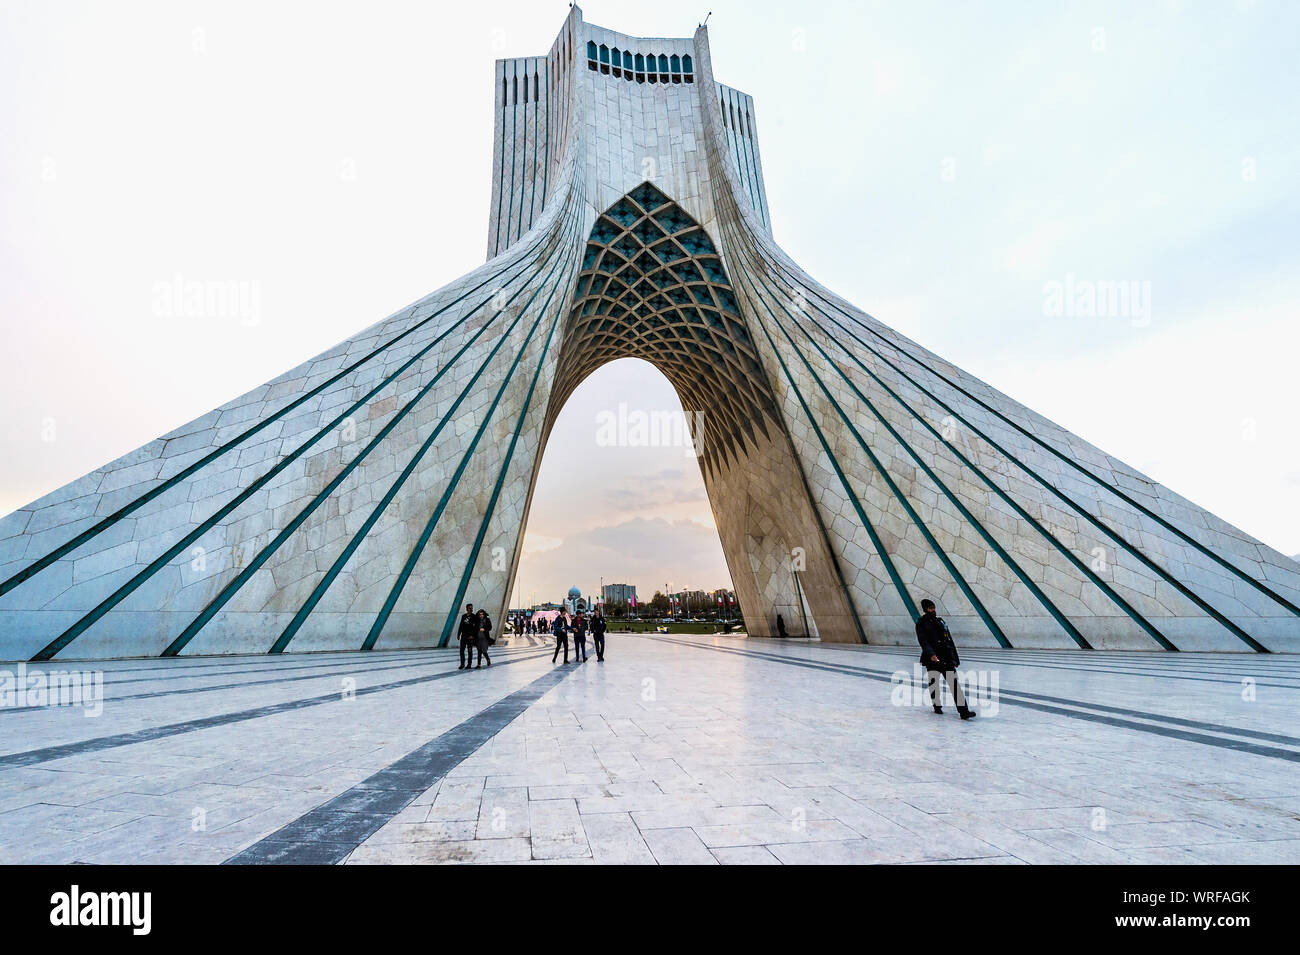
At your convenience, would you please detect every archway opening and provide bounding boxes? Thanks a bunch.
[506,183,856,641]
[514,357,734,629]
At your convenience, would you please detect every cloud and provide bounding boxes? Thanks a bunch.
[603,468,708,511]
[520,534,564,557]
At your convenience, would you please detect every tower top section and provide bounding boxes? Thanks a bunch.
[485,5,772,259]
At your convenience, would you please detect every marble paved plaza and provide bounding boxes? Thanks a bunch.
[1,634,1298,864]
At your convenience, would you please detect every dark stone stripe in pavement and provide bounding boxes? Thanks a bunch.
[11,651,443,692]
[224,661,577,864]
[0,645,540,714]
[0,650,552,768]
[647,637,1300,762]
[897,648,1300,690]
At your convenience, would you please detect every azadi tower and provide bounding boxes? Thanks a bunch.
[2,8,1297,660]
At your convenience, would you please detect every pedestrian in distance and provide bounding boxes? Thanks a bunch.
[573,611,588,663]
[551,611,569,664]
[475,608,493,668]
[457,603,477,670]
[591,608,607,661]
[915,598,975,719]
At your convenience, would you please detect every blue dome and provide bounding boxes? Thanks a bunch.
[567,586,582,597]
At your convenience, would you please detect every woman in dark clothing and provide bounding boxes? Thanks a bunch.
[475,609,493,668]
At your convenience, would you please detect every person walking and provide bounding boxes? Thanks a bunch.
[915,598,975,719]
[573,611,589,663]
[474,608,493,668]
[591,608,607,662]
[551,612,569,664]
[457,603,477,670]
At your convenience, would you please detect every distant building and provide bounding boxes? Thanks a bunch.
[678,589,708,614]
[602,583,638,608]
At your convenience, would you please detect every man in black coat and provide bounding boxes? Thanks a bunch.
[590,609,608,661]
[551,613,569,664]
[458,603,478,670]
[573,612,589,663]
[915,599,976,719]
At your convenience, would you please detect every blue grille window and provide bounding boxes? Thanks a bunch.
[582,46,700,86]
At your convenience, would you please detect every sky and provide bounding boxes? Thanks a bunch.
[2,0,1297,607]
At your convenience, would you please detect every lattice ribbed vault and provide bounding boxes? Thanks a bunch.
[551,182,778,475]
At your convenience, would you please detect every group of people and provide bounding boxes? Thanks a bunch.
[549,608,607,664]
[456,604,494,670]
[510,615,549,635]
[460,596,966,720]
[455,604,611,670]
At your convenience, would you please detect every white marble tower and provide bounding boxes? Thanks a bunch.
[2,7,1297,660]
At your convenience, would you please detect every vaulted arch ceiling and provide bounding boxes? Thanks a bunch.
[552,182,779,474]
